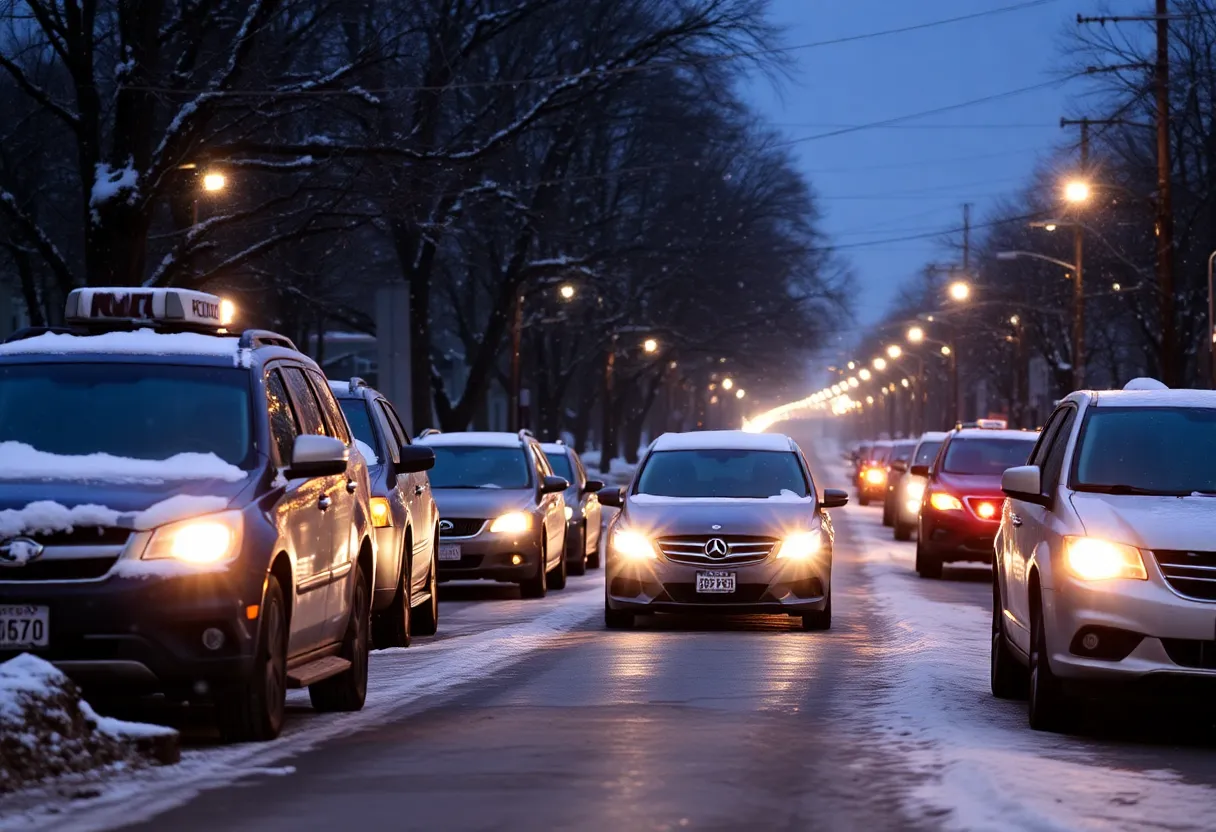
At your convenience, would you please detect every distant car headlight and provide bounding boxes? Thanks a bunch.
[864,468,886,485]
[1064,536,1147,581]
[904,480,926,501]
[489,511,532,534]
[928,492,963,512]
[142,511,243,564]
[611,529,657,561]
[904,499,922,515]
[564,506,574,521]
[370,497,393,528]
[776,530,821,561]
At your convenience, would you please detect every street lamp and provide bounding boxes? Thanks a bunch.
[997,243,1084,390]
[559,284,576,300]
[847,377,859,389]
[907,326,925,344]
[886,344,902,360]
[948,281,971,302]
[721,377,734,391]
[735,389,746,400]
[202,171,227,192]
[858,368,872,381]
[941,345,952,356]
[873,357,888,372]
[643,338,659,354]
[1063,179,1090,203]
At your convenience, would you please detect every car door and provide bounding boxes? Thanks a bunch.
[376,397,431,596]
[264,367,331,654]
[531,444,564,569]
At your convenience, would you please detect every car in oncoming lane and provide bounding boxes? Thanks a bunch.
[598,430,848,630]
[994,379,1216,731]
[330,378,439,647]
[891,431,947,541]
[856,440,893,506]
[541,442,605,575]
[915,425,1038,579]
[418,430,569,598]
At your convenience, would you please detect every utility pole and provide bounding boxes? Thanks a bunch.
[1058,118,1090,390]
[508,293,523,432]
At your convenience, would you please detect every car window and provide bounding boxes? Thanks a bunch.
[940,437,1036,475]
[1039,408,1076,495]
[1072,406,1216,495]
[373,401,401,465]
[280,367,327,436]
[545,451,574,481]
[338,398,382,463]
[265,369,298,466]
[381,400,410,446]
[913,440,943,467]
[307,370,351,444]
[871,446,891,464]
[635,449,810,499]
[891,442,916,463]
[428,446,532,489]
[1029,408,1064,468]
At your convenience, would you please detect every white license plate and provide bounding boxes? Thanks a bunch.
[695,571,736,594]
[0,605,49,647]
[438,544,463,562]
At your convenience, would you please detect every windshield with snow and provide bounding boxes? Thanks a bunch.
[0,363,253,466]
[941,438,1035,476]
[1074,407,1216,495]
[429,446,532,489]
[636,449,809,499]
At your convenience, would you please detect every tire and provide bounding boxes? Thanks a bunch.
[520,543,548,599]
[801,592,832,631]
[214,576,287,742]
[1028,594,1074,732]
[882,499,894,527]
[893,520,912,542]
[858,493,870,507]
[371,549,412,649]
[309,562,371,713]
[411,540,440,637]
[991,578,1028,700]
[605,600,634,630]
[915,537,942,579]
[548,537,568,590]
[567,522,587,577]
[587,525,602,570]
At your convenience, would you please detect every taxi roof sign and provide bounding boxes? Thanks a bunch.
[65,288,234,329]
[975,418,1008,429]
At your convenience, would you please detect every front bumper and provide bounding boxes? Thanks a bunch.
[437,527,543,582]
[1045,573,1216,687]
[606,556,830,616]
[920,510,997,563]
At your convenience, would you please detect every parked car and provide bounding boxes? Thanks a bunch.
[418,430,569,598]
[541,442,605,575]
[891,432,948,541]
[330,378,440,646]
[881,440,917,527]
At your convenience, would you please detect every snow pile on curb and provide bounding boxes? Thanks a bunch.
[0,654,179,793]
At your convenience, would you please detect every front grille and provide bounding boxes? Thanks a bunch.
[440,519,485,538]
[26,528,131,547]
[0,528,130,583]
[0,556,119,582]
[1153,550,1216,601]
[656,535,777,566]
[1161,638,1216,670]
[662,584,770,604]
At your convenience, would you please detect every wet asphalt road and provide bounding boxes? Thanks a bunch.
[103,424,1216,832]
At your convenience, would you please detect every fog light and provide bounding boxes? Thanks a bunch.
[202,627,225,651]
[511,554,524,566]
[1082,632,1100,651]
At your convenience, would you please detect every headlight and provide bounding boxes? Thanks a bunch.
[776,530,821,561]
[611,529,657,561]
[1064,536,1147,581]
[142,511,243,564]
[489,511,532,534]
[370,497,392,528]
[864,468,886,485]
[904,499,921,515]
[564,506,574,521]
[928,492,963,512]
[904,480,926,500]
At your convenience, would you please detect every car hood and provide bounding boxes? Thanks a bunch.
[430,488,536,518]
[620,495,819,536]
[1070,491,1216,551]
[934,472,1004,498]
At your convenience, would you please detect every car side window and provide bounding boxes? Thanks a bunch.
[373,400,401,465]
[307,370,351,445]
[265,369,299,466]
[381,401,410,446]
[1039,408,1077,497]
[1029,409,1064,468]
[281,367,327,436]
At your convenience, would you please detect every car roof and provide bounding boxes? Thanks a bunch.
[917,431,949,442]
[951,428,1039,441]
[328,379,377,399]
[418,431,529,449]
[1082,389,1216,408]
[539,442,573,454]
[649,430,796,453]
[0,329,315,372]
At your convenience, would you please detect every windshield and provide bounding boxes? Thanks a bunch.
[914,441,943,467]
[338,399,381,460]
[891,442,916,463]
[544,452,573,481]
[1074,407,1216,494]
[870,446,891,464]
[429,446,531,489]
[941,437,1035,475]
[636,449,809,499]
[0,363,253,466]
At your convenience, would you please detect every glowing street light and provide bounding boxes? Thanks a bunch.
[1063,179,1090,203]
[886,344,902,360]
[941,345,952,356]
[847,361,856,370]
[559,284,576,300]
[865,395,874,405]
[1010,314,1020,326]
[721,378,734,391]
[735,389,746,399]
[907,326,925,344]
[900,378,910,388]
[202,171,227,192]
[847,377,859,388]
[873,357,887,371]
[858,368,872,381]
[642,338,659,353]
[948,281,971,302]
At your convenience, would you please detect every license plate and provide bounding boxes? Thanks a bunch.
[695,571,736,594]
[0,605,49,647]
[438,544,463,562]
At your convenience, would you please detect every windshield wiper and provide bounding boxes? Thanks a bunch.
[1076,484,1187,497]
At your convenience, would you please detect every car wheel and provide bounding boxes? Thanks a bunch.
[801,591,832,631]
[1028,594,1074,732]
[604,599,634,629]
[858,493,870,507]
[882,499,894,527]
[991,577,1028,700]
[371,549,412,649]
[568,522,587,576]
[309,562,371,712]
[548,536,568,590]
[520,542,548,599]
[915,537,942,579]
[215,576,287,742]
[893,520,912,542]
[411,540,440,637]
[587,524,602,570]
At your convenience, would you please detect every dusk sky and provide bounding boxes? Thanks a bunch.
[748,0,1080,337]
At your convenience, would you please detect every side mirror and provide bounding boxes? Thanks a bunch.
[287,434,348,479]
[583,479,606,494]
[1002,465,1047,505]
[541,475,569,494]
[890,459,908,474]
[397,444,435,473]
[910,464,930,478]
[821,488,849,509]
[597,486,625,508]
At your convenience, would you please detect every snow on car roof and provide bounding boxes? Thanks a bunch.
[917,431,949,441]
[540,443,570,454]
[953,428,1039,441]
[649,431,795,453]
[1090,388,1216,408]
[417,431,527,448]
[0,330,243,363]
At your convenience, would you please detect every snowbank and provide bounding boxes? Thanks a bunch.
[0,655,178,793]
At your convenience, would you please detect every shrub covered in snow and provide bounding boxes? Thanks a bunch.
[0,654,179,793]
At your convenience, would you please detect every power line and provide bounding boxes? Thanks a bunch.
[824,210,1048,252]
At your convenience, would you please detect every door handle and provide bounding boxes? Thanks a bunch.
[346,479,357,494]
[1010,513,1022,527]
[319,495,333,511]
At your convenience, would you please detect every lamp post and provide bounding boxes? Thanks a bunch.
[997,246,1084,390]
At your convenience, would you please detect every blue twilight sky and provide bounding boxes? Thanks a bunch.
[747,0,1083,336]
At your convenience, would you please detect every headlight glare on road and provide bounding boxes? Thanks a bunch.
[612,529,657,561]
[1064,536,1147,581]
[143,511,243,564]
[928,492,964,512]
[863,467,886,485]
[489,511,532,534]
[776,530,821,561]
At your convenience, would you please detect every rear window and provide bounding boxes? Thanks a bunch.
[914,440,943,466]
[941,437,1035,475]
[636,449,809,499]
[891,442,916,463]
